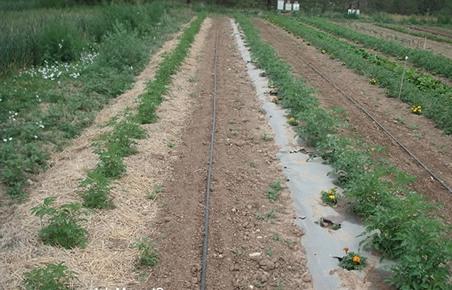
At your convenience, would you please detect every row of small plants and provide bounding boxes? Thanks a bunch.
[266,14,452,134]
[297,16,452,78]
[22,14,206,290]
[0,2,193,198]
[374,22,452,45]
[235,15,451,289]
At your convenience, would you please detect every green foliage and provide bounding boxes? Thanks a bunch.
[0,2,192,198]
[237,14,451,289]
[338,252,367,270]
[266,180,281,201]
[137,14,206,124]
[78,14,204,210]
[134,238,159,267]
[298,16,452,78]
[267,15,452,134]
[320,188,337,206]
[31,197,87,249]
[80,170,112,209]
[23,263,75,290]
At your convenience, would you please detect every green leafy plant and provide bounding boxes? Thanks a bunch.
[321,188,338,206]
[80,170,113,209]
[338,251,367,270]
[266,180,281,201]
[23,263,75,290]
[134,238,159,268]
[31,197,87,249]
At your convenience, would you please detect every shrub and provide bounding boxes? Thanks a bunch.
[23,263,75,290]
[31,197,87,249]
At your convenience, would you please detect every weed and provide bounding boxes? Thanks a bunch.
[23,263,75,290]
[265,247,273,257]
[256,209,276,221]
[147,184,163,201]
[133,238,159,268]
[167,141,176,149]
[261,132,273,141]
[31,197,87,249]
[266,180,281,202]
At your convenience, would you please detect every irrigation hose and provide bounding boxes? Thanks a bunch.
[200,27,220,290]
[295,52,452,194]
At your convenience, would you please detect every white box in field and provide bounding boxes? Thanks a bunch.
[285,2,292,11]
[293,1,300,11]
[277,0,284,10]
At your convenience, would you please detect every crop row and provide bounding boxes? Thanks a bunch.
[299,16,452,78]
[236,15,451,289]
[266,14,452,134]
[23,14,205,289]
[374,22,452,45]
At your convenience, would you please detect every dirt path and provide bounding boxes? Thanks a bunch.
[254,18,452,223]
[144,17,311,290]
[340,21,452,59]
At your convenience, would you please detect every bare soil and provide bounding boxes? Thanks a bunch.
[340,21,452,59]
[254,18,452,224]
[144,17,312,290]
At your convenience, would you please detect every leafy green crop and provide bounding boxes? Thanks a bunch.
[23,263,75,290]
[31,197,87,249]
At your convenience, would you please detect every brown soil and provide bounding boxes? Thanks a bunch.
[0,19,193,289]
[410,26,452,40]
[144,17,312,290]
[254,18,452,223]
[340,21,452,59]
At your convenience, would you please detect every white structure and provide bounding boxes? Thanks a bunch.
[277,0,284,10]
[284,1,292,11]
[293,1,300,11]
[347,8,360,15]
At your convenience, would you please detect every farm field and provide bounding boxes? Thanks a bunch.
[337,20,452,59]
[0,2,451,290]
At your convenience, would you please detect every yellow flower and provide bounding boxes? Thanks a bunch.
[328,194,336,200]
[352,255,361,265]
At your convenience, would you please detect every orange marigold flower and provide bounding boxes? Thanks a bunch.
[352,255,361,265]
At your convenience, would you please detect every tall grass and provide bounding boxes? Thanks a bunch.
[235,14,451,289]
[0,2,170,74]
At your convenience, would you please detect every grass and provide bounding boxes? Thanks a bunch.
[298,16,452,78]
[0,2,193,198]
[31,197,87,249]
[266,14,452,135]
[23,263,75,290]
[236,14,451,289]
